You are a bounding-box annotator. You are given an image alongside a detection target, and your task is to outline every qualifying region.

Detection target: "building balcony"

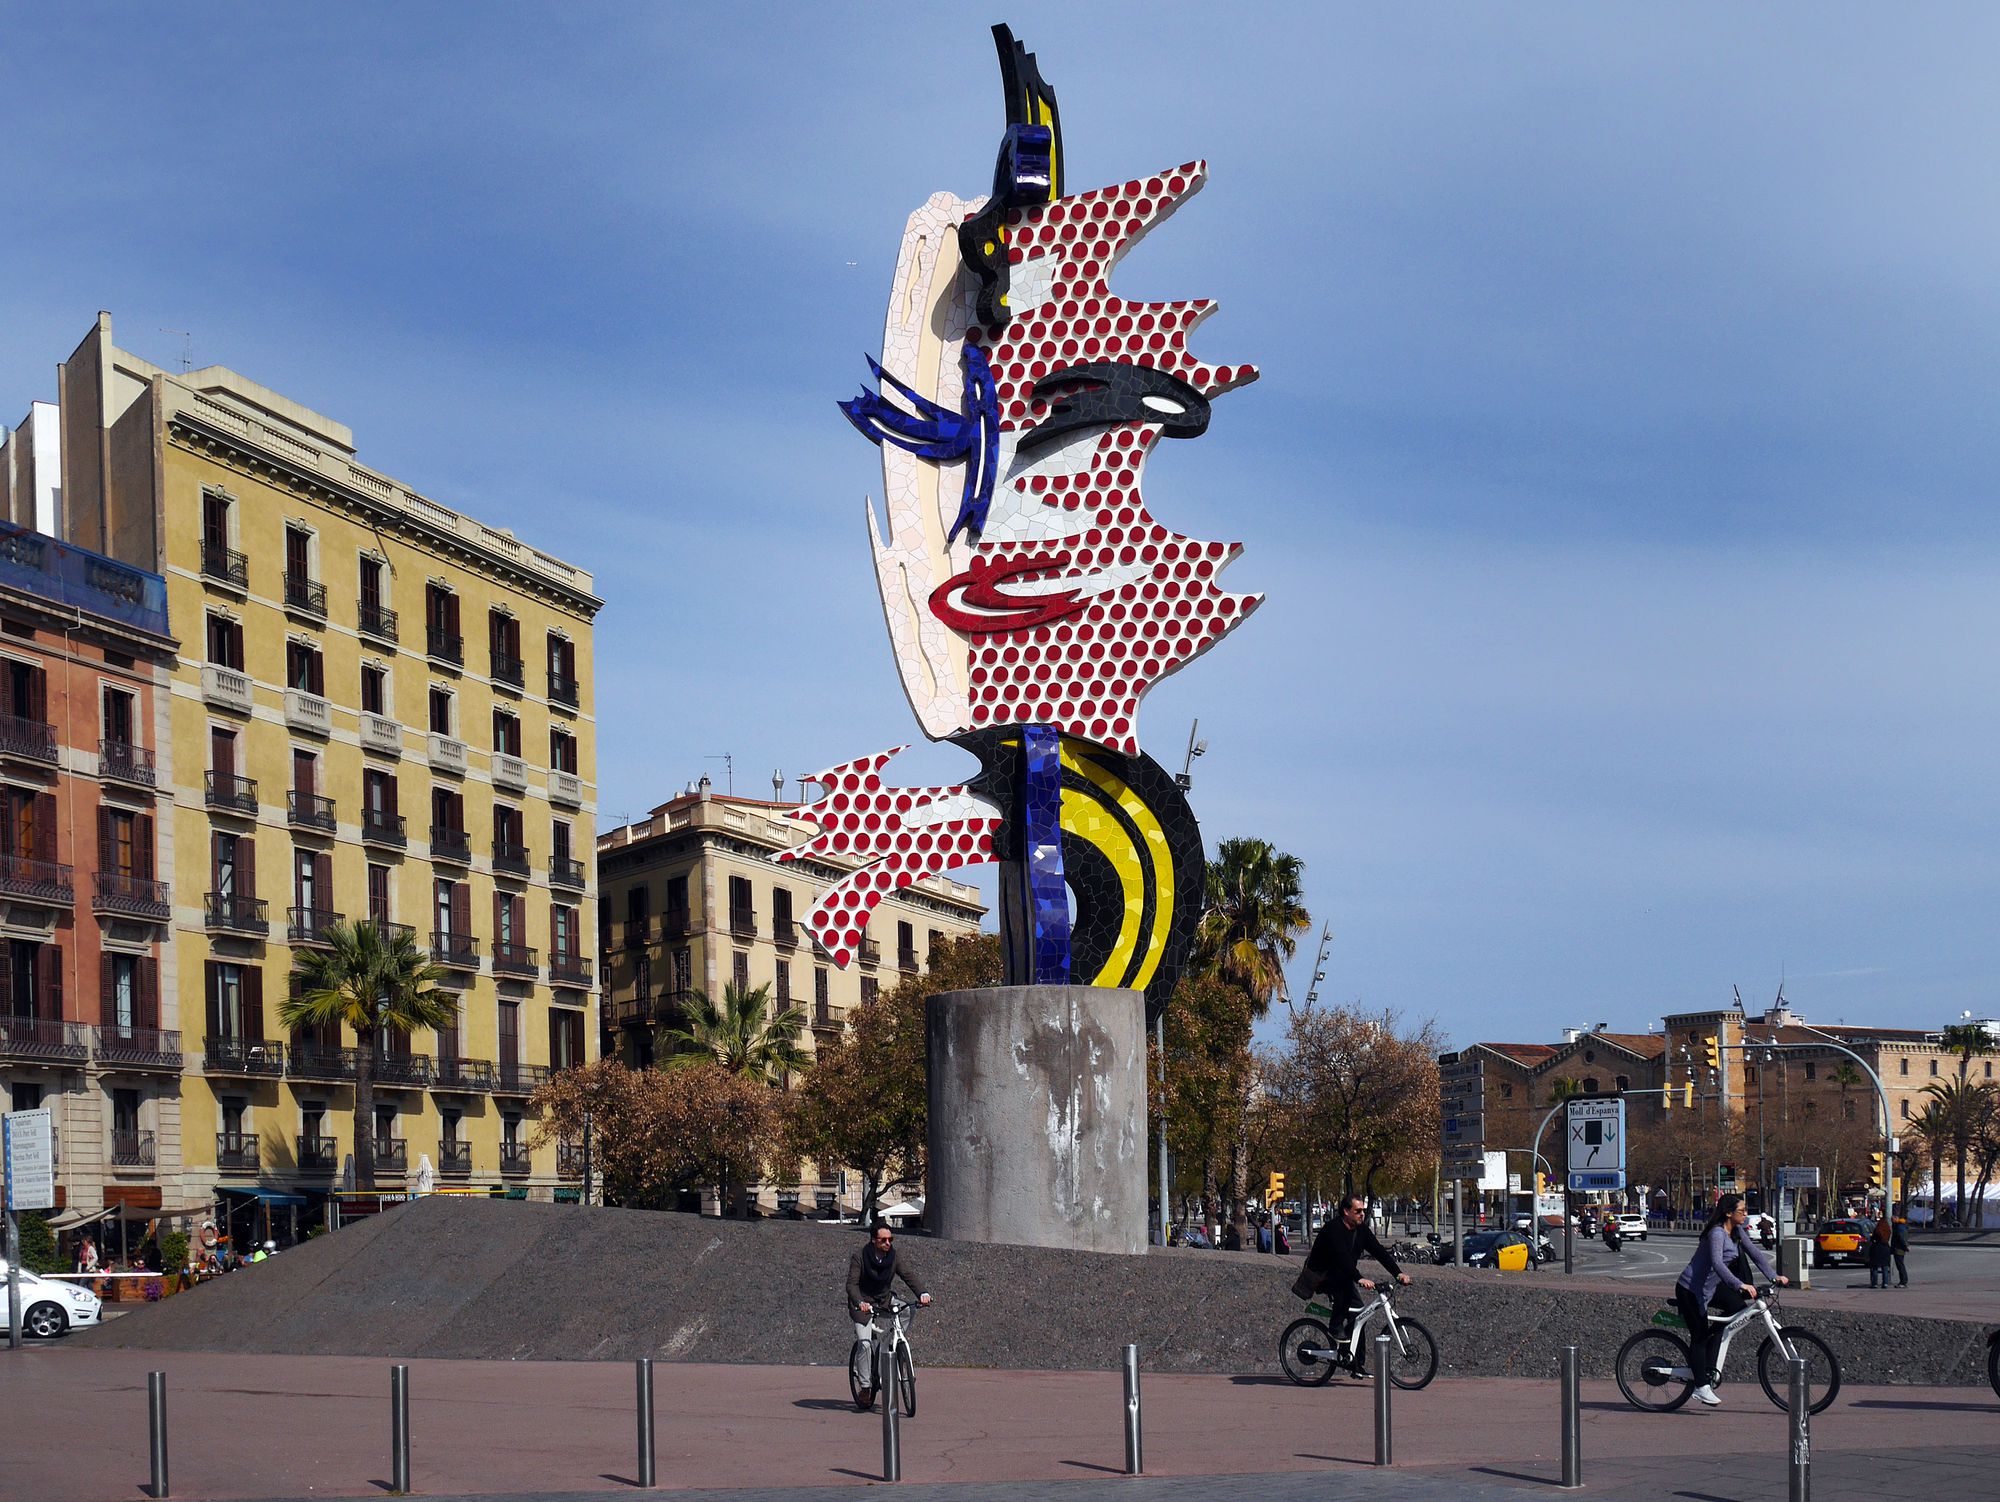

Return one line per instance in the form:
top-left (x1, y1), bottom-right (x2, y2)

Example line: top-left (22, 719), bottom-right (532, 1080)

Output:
top-left (431, 932), bottom-right (479, 970)
top-left (374, 1137), bottom-right (408, 1174)
top-left (491, 653), bottom-right (524, 689)
top-left (548, 672), bottom-right (579, 709)
top-left (205, 769), bottom-right (258, 816)
top-left (360, 712), bottom-right (403, 757)
top-left (92, 871), bottom-right (171, 921)
top-left (428, 733), bottom-right (467, 776)
top-left (550, 855), bottom-right (586, 890)
top-left (622, 916), bottom-right (652, 948)
top-left (654, 990), bottom-right (694, 1030)
top-left (557, 1141), bottom-right (585, 1180)
top-left (205, 892), bottom-right (269, 936)
top-left (772, 918), bottom-right (798, 949)
top-left (373, 1053), bottom-right (434, 1090)
top-left (427, 627), bottom-right (463, 667)
top-left (499, 1144), bottom-right (532, 1176)
top-left (288, 906), bottom-right (342, 946)
top-left (549, 953), bottom-right (592, 990)
top-left (0, 712), bottom-right (58, 765)
top-left (729, 908), bottom-right (757, 940)
top-left (814, 1001), bottom-right (841, 1034)
top-left (201, 541), bottom-right (249, 590)
top-left (549, 769), bottom-right (582, 807)
top-left (297, 1134), bottom-right (339, 1173)
top-left (361, 810), bottom-right (408, 849)
top-left (98, 738), bottom-right (157, 788)
top-left (94, 1024), bottom-right (182, 1072)
top-left (284, 687), bottom-right (331, 737)
top-left (283, 573), bottom-right (327, 619)
top-left (611, 994), bottom-right (654, 1028)
top-left (661, 908), bottom-right (693, 938)
top-left (492, 1062), bottom-right (550, 1097)
top-left (289, 1044), bottom-right (358, 1082)
top-left (287, 790), bottom-right (338, 835)
top-left (0, 1015), bottom-right (89, 1065)
top-left (0, 854), bottom-right (74, 905)
top-left (429, 825), bottom-right (471, 864)
top-left (898, 948), bottom-right (920, 974)
top-left (492, 839), bottom-right (530, 878)
top-left (215, 1131), bottom-right (260, 1173)
top-left (439, 1140), bottom-right (473, 1176)
top-left (431, 1057), bottom-right (495, 1094)
top-left (205, 1038), bottom-right (285, 1077)
top-left (858, 937), bottom-right (882, 967)
top-left (201, 663), bottom-right (253, 715)
top-left (492, 752), bottom-right (526, 791)
top-left (492, 941), bottom-right (538, 979)
top-left (111, 1129), bottom-right (156, 1168)
top-left (359, 600), bottom-right (398, 644)
top-left (374, 920), bottom-right (417, 944)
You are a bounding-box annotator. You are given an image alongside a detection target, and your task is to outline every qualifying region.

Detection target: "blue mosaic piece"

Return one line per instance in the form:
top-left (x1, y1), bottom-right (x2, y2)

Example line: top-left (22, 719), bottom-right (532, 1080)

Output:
top-left (837, 345), bottom-right (999, 543)
top-left (1022, 723), bottom-right (1071, 985)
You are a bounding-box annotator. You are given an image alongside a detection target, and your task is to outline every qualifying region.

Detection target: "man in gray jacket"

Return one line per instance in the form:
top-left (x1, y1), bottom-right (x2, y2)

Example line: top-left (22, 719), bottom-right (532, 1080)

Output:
top-left (847, 1224), bottom-right (930, 1404)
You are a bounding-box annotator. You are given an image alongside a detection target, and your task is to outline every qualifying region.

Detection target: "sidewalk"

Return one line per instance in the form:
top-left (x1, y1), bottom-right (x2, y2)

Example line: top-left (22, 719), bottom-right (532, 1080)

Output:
top-left (3, 1348), bottom-right (1994, 1502)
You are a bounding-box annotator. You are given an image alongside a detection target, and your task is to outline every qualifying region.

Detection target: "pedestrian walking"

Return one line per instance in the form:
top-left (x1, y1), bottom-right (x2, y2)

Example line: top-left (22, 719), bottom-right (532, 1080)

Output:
top-left (1867, 1215), bottom-right (1893, 1288)
top-left (1891, 1213), bottom-right (1910, 1288)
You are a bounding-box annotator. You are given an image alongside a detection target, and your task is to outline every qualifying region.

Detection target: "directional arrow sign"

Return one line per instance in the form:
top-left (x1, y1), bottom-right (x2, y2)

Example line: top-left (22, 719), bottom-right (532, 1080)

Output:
top-left (1565, 1096), bottom-right (1626, 1192)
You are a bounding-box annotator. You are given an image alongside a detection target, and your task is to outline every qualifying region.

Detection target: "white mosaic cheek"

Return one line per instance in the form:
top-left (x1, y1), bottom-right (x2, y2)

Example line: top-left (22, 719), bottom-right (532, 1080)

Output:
top-left (1002, 253), bottom-right (1059, 318)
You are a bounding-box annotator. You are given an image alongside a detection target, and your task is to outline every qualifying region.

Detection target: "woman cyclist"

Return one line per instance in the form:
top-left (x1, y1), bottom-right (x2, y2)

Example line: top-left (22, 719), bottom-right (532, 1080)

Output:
top-left (1675, 1192), bottom-right (1787, 1406)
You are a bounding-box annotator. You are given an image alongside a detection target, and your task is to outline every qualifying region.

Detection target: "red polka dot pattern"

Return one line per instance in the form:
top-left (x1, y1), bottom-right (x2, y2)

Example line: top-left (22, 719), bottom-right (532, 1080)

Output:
top-left (776, 747), bottom-right (1001, 964)
top-left (962, 159), bottom-right (1262, 755)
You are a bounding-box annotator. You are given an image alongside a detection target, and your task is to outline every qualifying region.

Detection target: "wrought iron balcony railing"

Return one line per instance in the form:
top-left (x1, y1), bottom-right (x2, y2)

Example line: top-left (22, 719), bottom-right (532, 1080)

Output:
top-left (297, 1134), bottom-right (339, 1171)
top-left (430, 825), bottom-right (471, 863)
top-left (0, 712), bottom-right (58, 764)
top-left (98, 738), bottom-right (156, 786)
top-left (205, 769), bottom-right (258, 814)
top-left (549, 953), bottom-right (592, 989)
top-left (431, 932), bottom-right (480, 970)
top-left (215, 1131), bottom-right (260, 1171)
top-left (361, 809), bottom-right (408, 847)
top-left (283, 573), bottom-right (327, 618)
top-left (492, 941), bottom-right (539, 979)
top-left (205, 892), bottom-right (269, 934)
top-left (439, 1140), bottom-right (473, 1175)
top-left (499, 1143), bottom-right (532, 1175)
top-left (289, 1043), bottom-right (357, 1081)
top-left (288, 906), bottom-right (342, 946)
top-left (491, 653), bottom-right (524, 688)
top-left (111, 1129), bottom-right (156, 1167)
top-left (201, 541), bottom-right (248, 589)
top-left (372, 1052), bottom-right (434, 1089)
top-left (0, 1016), bottom-right (89, 1064)
top-left (491, 839), bottom-right (530, 877)
top-left (427, 627), bottom-right (463, 665)
top-left (431, 1057), bottom-right (496, 1093)
top-left (358, 600), bottom-right (398, 642)
top-left (0, 854), bottom-right (74, 904)
top-left (492, 1062), bottom-right (550, 1096)
top-left (94, 1024), bottom-right (181, 1070)
top-left (204, 1038), bottom-right (285, 1076)
top-left (550, 856), bottom-right (586, 889)
top-left (288, 789), bottom-right (337, 832)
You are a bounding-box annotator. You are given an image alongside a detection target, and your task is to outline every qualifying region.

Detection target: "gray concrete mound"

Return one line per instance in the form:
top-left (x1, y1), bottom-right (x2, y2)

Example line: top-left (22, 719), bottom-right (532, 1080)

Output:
top-left (78, 1197), bottom-right (1990, 1385)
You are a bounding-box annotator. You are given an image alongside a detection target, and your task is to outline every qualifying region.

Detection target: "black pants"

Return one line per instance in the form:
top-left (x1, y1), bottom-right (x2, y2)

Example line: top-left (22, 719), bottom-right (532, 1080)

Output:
top-left (1893, 1252), bottom-right (1908, 1286)
top-left (1675, 1282), bottom-right (1749, 1387)
top-left (1324, 1277), bottom-right (1363, 1364)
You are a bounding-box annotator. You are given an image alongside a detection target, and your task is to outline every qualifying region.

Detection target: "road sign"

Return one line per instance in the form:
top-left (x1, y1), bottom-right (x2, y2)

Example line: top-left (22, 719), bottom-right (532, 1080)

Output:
top-left (3, 1109), bottom-right (55, 1211)
top-left (1777, 1166), bottom-right (1821, 1190)
top-left (1565, 1097), bottom-right (1626, 1192)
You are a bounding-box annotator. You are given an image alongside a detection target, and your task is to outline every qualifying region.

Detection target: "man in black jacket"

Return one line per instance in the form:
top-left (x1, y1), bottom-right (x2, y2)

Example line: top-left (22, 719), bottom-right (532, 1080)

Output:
top-left (846, 1225), bottom-right (930, 1406)
top-left (1302, 1195), bottom-right (1410, 1375)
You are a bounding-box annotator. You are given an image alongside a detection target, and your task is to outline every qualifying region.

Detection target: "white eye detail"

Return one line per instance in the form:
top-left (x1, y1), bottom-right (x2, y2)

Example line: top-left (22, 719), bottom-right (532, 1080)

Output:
top-left (1141, 395), bottom-right (1185, 415)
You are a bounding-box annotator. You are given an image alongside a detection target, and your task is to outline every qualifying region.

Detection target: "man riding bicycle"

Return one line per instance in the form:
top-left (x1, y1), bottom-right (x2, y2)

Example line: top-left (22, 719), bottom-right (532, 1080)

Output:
top-left (847, 1223), bottom-right (930, 1405)
top-left (1299, 1194), bottom-right (1410, 1376)
top-left (1675, 1192), bottom-right (1787, 1407)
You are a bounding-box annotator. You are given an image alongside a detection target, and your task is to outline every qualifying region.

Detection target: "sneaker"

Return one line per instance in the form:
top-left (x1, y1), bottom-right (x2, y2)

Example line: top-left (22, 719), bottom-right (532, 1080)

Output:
top-left (1693, 1385), bottom-right (1721, 1407)
top-left (855, 1386), bottom-right (875, 1409)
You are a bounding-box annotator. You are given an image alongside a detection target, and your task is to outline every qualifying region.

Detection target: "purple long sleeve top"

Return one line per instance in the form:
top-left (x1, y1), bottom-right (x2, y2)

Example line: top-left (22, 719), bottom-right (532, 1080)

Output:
top-left (1676, 1222), bottom-right (1777, 1304)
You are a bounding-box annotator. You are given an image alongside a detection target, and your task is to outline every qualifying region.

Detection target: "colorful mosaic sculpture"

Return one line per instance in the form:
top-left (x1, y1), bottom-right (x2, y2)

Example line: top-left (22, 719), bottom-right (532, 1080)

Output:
top-left (784, 24), bottom-right (1258, 1021)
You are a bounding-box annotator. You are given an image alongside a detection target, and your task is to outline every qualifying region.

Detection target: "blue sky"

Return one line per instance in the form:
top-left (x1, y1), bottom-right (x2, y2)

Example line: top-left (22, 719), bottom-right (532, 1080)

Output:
top-left (6, 5), bottom-right (2000, 1048)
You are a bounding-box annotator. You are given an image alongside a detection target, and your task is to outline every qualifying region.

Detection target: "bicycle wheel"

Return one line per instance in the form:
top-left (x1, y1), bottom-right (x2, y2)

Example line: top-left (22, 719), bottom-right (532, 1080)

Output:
top-left (1386, 1317), bottom-right (1439, 1391)
top-left (1757, 1328), bottom-right (1840, 1415)
top-left (1615, 1329), bottom-right (1695, 1412)
top-left (1988, 1337), bottom-right (1999, 1400)
top-left (849, 1340), bottom-right (872, 1410)
top-left (896, 1344), bottom-right (917, 1418)
top-left (1279, 1318), bottom-right (1338, 1386)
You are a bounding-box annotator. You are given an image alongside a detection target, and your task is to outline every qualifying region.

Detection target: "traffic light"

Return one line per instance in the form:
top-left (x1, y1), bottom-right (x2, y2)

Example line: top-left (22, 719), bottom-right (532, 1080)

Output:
top-left (1702, 1035), bottom-right (1721, 1072)
top-left (1662, 1080), bottom-right (1673, 1111)
top-left (1683, 1082), bottom-right (1694, 1109)
top-left (1869, 1152), bottom-right (1886, 1190)
top-left (1266, 1171), bottom-right (1286, 1206)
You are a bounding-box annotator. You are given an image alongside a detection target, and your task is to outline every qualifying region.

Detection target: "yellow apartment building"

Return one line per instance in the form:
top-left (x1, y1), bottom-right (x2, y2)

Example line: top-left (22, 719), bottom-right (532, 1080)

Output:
top-left (43, 314), bottom-right (602, 1237)
top-left (597, 783), bottom-right (985, 1213)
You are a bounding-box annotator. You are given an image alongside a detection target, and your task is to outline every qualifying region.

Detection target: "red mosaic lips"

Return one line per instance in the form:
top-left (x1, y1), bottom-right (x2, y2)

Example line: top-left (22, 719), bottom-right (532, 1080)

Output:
top-left (930, 552), bottom-right (1088, 634)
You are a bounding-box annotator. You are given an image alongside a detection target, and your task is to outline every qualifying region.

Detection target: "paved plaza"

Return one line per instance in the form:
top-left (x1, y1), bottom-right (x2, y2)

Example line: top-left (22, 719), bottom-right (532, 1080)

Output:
top-left (3, 1347), bottom-right (1994, 1502)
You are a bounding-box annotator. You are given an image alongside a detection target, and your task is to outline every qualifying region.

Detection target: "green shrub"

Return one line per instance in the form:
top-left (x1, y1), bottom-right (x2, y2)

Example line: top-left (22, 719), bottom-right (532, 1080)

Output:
top-left (16, 1210), bottom-right (60, 1274)
top-left (161, 1230), bottom-right (190, 1271)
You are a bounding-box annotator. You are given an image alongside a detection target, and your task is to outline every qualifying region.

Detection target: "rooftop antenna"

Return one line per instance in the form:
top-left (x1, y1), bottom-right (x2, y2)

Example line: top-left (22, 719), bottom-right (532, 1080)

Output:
top-left (159, 328), bottom-right (193, 373)
top-left (705, 753), bottom-right (734, 795)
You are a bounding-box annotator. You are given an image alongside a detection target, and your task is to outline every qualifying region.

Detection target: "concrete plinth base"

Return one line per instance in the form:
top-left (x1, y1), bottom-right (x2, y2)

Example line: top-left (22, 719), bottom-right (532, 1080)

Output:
top-left (925, 985), bottom-right (1148, 1255)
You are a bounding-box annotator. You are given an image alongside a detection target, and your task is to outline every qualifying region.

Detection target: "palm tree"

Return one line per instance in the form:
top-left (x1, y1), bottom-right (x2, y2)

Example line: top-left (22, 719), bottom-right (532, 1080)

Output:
top-left (1547, 1076), bottom-right (1586, 1103)
top-left (279, 919), bottom-right (457, 1190)
top-left (1939, 1023), bottom-right (1993, 1088)
top-left (1196, 838), bottom-right (1311, 1013)
top-left (1923, 1077), bottom-right (1988, 1225)
top-left (656, 981), bottom-right (808, 1084)
top-left (1908, 1099), bottom-right (1952, 1224)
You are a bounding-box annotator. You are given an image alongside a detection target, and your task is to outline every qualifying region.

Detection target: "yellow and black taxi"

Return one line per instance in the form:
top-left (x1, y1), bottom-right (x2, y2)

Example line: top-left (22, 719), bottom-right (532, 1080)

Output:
top-left (1814, 1218), bottom-right (1869, 1267)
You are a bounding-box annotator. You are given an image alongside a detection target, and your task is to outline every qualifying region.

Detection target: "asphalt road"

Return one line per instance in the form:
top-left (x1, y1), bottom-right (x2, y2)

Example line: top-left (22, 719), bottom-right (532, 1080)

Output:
top-left (1546, 1228), bottom-right (2000, 1290)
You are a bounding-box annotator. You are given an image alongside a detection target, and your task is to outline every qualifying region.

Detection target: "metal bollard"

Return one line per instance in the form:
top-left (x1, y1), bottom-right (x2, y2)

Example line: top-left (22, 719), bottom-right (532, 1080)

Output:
top-left (1788, 1355), bottom-right (1810, 1502)
top-left (879, 1342), bottom-right (901, 1482)
top-left (390, 1364), bottom-right (411, 1494)
top-left (1121, 1343), bottom-right (1143, 1475)
top-left (1559, 1345), bottom-right (1582, 1488)
top-left (147, 1370), bottom-right (169, 1498)
top-left (1373, 1333), bottom-right (1392, 1467)
top-left (636, 1357), bottom-right (656, 1488)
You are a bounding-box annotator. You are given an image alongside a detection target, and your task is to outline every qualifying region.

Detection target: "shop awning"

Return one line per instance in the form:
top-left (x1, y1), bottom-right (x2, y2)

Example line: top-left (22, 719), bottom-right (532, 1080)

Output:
top-left (217, 1187), bottom-right (312, 1206)
top-left (45, 1206), bottom-right (116, 1232)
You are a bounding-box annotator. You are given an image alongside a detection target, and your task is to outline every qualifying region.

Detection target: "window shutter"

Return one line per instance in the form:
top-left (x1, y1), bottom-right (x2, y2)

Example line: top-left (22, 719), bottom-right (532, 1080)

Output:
top-left (27, 666), bottom-right (46, 722)
top-left (32, 792), bottom-right (56, 864)
top-left (244, 966), bottom-right (264, 1040)
top-left (549, 1010), bottom-right (561, 1070)
top-left (492, 890), bottom-right (505, 944)
top-left (138, 959), bottom-right (158, 1030)
top-left (314, 853), bottom-right (332, 907)
top-left (205, 961), bottom-right (223, 1038)
top-left (451, 882), bottom-right (470, 938)
top-left (39, 944), bottom-right (61, 1018)
top-left (98, 807), bottom-right (114, 874)
top-left (135, 813), bottom-right (154, 880)
top-left (239, 836), bottom-right (256, 899)
top-left (210, 832), bottom-right (223, 896)
top-left (0, 667), bottom-right (12, 719)
top-left (386, 775), bottom-right (399, 816)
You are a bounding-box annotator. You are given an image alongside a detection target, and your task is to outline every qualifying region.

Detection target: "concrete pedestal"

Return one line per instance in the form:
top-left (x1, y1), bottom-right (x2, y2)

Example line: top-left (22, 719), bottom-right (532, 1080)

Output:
top-left (925, 985), bottom-right (1148, 1255)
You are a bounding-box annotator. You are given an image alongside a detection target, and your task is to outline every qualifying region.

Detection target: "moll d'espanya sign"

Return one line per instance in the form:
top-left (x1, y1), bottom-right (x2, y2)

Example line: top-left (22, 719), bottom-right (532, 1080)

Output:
top-left (782, 25), bottom-right (1261, 1025)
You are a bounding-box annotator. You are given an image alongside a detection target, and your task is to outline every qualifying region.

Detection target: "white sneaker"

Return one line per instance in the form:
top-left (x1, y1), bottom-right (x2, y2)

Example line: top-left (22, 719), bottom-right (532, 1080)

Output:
top-left (1693, 1385), bottom-right (1722, 1406)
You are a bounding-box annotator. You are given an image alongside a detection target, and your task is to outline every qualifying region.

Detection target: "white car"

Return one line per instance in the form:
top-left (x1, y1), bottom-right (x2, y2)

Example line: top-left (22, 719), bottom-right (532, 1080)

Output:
top-left (0, 1260), bottom-right (103, 1339)
top-left (1614, 1213), bottom-right (1649, 1241)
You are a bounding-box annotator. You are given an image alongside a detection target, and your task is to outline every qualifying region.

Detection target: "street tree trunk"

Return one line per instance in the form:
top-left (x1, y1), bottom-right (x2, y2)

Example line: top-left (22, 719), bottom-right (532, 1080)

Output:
top-left (354, 1026), bottom-right (377, 1192)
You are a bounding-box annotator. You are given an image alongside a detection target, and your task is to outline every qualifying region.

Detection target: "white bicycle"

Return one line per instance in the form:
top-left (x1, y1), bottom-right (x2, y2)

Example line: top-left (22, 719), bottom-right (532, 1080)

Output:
top-left (1280, 1282), bottom-right (1438, 1390)
top-left (1616, 1287), bottom-right (1839, 1414)
top-left (850, 1294), bottom-right (921, 1417)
